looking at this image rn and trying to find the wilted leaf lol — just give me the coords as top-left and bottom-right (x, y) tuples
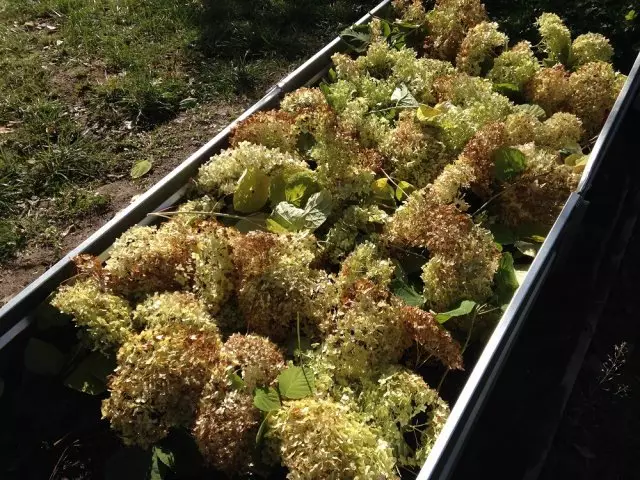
(395, 180), (416, 201)
(372, 178), (395, 206)
(64, 351), (115, 395)
(233, 168), (271, 213)
(564, 153), (586, 166)
(514, 104), (546, 119)
(277, 366), (314, 400)
(494, 252), (519, 305)
(24, 338), (65, 376)
(253, 387), (281, 411)
(391, 277), (425, 307)
(573, 155), (588, 174)
(130, 160), (152, 179)
(391, 84), (419, 108)
(493, 147), (527, 182)
(435, 300), (477, 324)
(285, 172), (320, 208)
(514, 240), (539, 258)
(267, 190), (332, 233)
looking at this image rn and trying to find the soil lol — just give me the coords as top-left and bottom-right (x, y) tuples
(0, 100), (244, 305)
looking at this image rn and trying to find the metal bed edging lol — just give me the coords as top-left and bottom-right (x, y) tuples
(0, 0), (392, 337)
(416, 193), (587, 480)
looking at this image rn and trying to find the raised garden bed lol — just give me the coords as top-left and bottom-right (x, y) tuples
(0, 1), (637, 479)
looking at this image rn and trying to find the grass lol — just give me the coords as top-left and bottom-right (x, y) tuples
(0, 0), (376, 262)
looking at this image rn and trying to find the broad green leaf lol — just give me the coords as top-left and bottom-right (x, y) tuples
(493, 83), (521, 98)
(267, 190), (333, 233)
(391, 277), (425, 307)
(277, 366), (314, 400)
(234, 213), (268, 233)
(381, 19), (392, 38)
(515, 240), (539, 258)
(64, 351), (115, 395)
(514, 266), (529, 285)
(372, 178), (395, 206)
(228, 371), (247, 391)
(130, 160), (152, 179)
(253, 387), (282, 411)
(416, 104), (441, 122)
(391, 84), (419, 108)
(494, 252), (519, 305)
(269, 174), (287, 205)
(285, 172), (320, 208)
(233, 168), (271, 214)
(24, 338), (65, 376)
(395, 180), (416, 201)
(514, 104), (546, 120)
(435, 300), (477, 324)
(150, 446), (175, 480)
(490, 224), (516, 245)
(564, 153), (586, 166)
(340, 25), (372, 53)
(493, 147), (527, 182)
(626, 9), (637, 21)
(328, 68), (337, 82)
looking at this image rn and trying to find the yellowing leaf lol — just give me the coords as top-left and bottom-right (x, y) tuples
(233, 168), (271, 214)
(130, 160), (152, 179)
(395, 180), (416, 201)
(416, 104), (441, 122)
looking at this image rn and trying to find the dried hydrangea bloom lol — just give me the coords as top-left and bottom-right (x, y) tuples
(567, 61), (619, 137)
(434, 73), (494, 106)
(355, 39), (396, 79)
(51, 278), (132, 353)
(504, 111), (541, 146)
(355, 75), (398, 110)
(359, 366), (450, 467)
(173, 195), (222, 226)
(323, 204), (388, 263)
(331, 52), (364, 83)
(222, 334), (285, 390)
(192, 229), (235, 314)
(570, 33), (614, 68)
(431, 160), (475, 204)
(525, 65), (570, 116)
(401, 307), (463, 370)
(102, 323), (223, 448)
(487, 41), (540, 89)
(456, 22), (508, 76)
(104, 221), (199, 297)
(193, 389), (261, 474)
(132, 291), (218, 332)
(393, 0), (428, 24)
(535, 112), (584, 149)
(338, 242), (395, 296)
(322, 290), (412, 381)
(391, 56), (455, 104)
(425, 0), (488, 60)
(266, 397), (397, 480)
(230, 110), (299, 153)
(380, 110), (449, 187)
(339, 99), (392, 148)
(420, 224), (500, 311)
(197, 141), (308, 196)
(231, 232), (337, 342)
(537, 13), (571, 65)
(457, 121), (507, 195)
(495, 144), (580, 227)
(280, 87), (330, 114)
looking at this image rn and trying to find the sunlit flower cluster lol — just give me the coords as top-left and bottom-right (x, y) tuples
(456, 22), (508, 76)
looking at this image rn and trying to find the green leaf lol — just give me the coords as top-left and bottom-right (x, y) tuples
(389, 273), (424, 307)
(328, 68), (337, 82)
(573, 155), (588, 174)
(395, 180), (416, 201)
(435, 300), (477, 324)
(24, 338), (65, 376)
(514, 104), (546, 120)
(277, 366), (314, 400)
(493, 82), (521, 98)
(267, 190), (333, 233)
(234, 213), (268, 233)
(416, 104), (442, 122)
(233, 168), (271, 214)
(490, 224), (516, 245)
(130, 160), (152, 179)
(150, 445), (175, 480)
(269, 173), (287, 205)
(228, 371), (247, 391)
(494, 252), (519, 305)
(514, 240), (539, 258)
(625, 10), (637, 22)
(391, 84), (419, 108)
(340, 24), (372, 53)
(285, 172), (320, 208)
(64, 351), (115, 395)
(254, 387), (282, 411)
(372, 178), (395, 206)
(564, 153), (586, 167)
(493, 147), (527, 182)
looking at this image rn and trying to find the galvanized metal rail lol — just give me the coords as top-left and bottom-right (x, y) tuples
(0, 1), (638, 478)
